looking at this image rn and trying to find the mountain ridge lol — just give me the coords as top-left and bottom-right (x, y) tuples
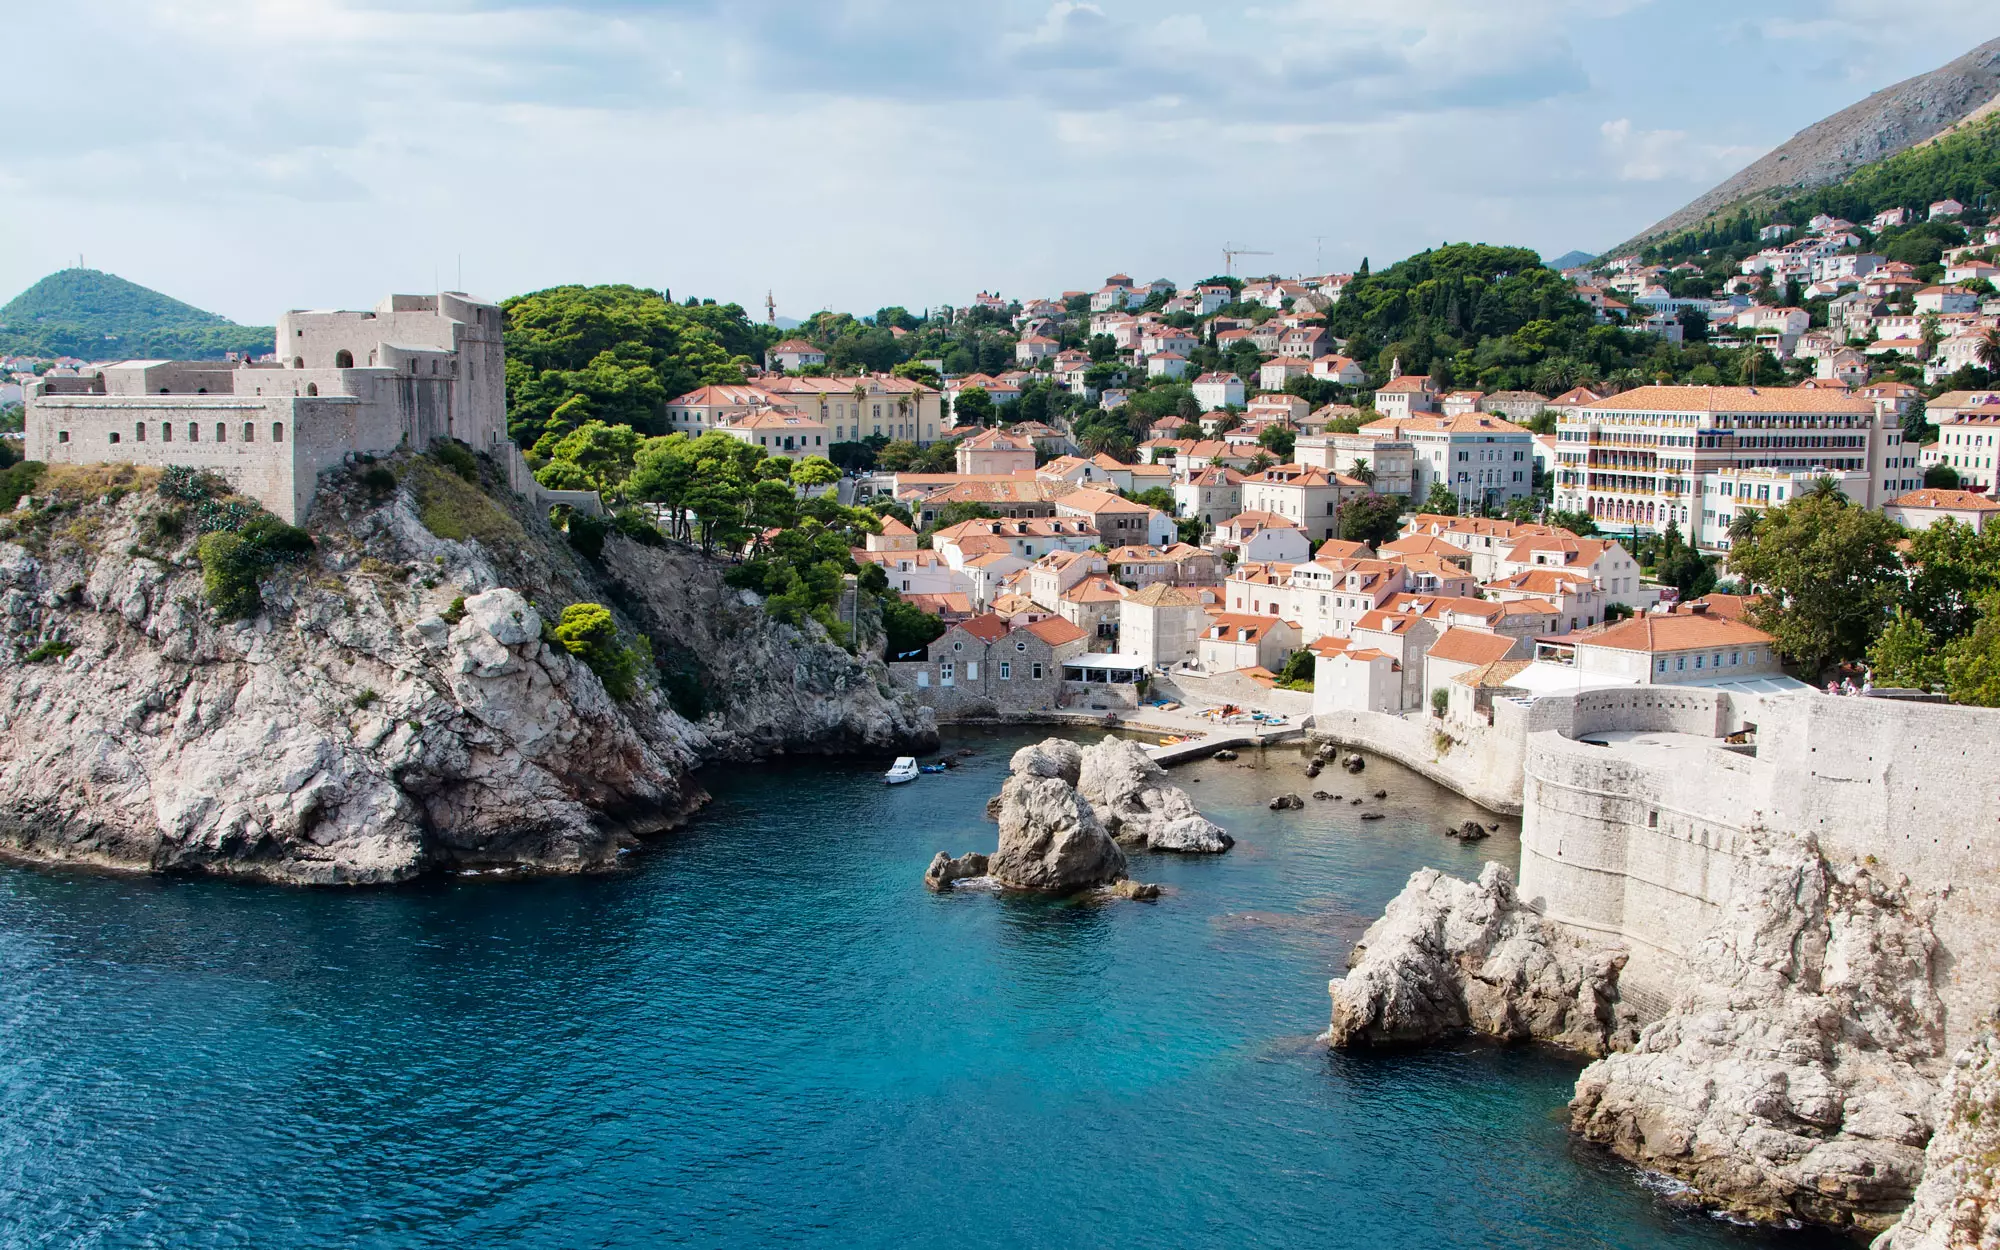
(1610, 35), (2000, 256)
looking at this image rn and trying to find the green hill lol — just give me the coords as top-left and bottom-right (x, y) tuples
(1634, 113), (2000, 271)
(0, 269), (273, 360)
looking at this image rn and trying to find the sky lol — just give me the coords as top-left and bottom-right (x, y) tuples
(4, 0), (1997, 325)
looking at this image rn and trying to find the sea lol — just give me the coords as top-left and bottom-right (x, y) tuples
(0, 728), (1842, 1248)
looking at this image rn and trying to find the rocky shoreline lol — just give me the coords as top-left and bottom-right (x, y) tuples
(0, 457), (932, 885)
(1327, 830), (1964, 1239)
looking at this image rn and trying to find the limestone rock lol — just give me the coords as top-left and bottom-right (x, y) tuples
(1874, 1025), (2000, 1250)
(1010, 738), (1083, 784)
(1270, 794), (1304, 811)
(1569, 837), (1944, 1235)
(988, 773), (1126, 893)
(1327, 863), (1635, 1055)
(1343, 753), (1366, 773)
(1108, 879), (1162, 901)
(1076, 736), (1231, 853)
(0, 467), (932, 885)
(924, 851), (989, 892)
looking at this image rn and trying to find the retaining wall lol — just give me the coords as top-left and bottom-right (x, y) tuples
(1309, 709), (1527, 815)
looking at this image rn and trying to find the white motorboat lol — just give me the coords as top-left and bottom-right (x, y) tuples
(884, 757), (920, 785)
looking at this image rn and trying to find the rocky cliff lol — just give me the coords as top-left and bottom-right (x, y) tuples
(1326, 863), (1635, 1056)
(1877, 1025), (2000, 1249)
(0, 457), (932, 884)
(1614, 36), (2000, 252)
(1570, 836), (1945, 1235)
(1330, 835), (1956, 1235)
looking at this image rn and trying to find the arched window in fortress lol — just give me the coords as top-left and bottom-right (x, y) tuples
(242, 423), (255, 442)
(335, 350), (354, 369)
(108, 431), (120, 444)
(187, 423), (198, 442)
(293, 357), (304, 369)
(306, 384), (319, 397)
(272, 423), (284, 442)
(215, 423), (227, 443)
(162, 424), (172, 443)
(134, 422), (145, 442)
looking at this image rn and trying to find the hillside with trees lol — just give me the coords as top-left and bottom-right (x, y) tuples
(1319, 243), (1798, 394)
(1637, 114), (2000, 275)
(501, 285), (778, 456)
(0, 269), (272, 360)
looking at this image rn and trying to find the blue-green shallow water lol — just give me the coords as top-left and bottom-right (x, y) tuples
(0, 728), (1843, 1249)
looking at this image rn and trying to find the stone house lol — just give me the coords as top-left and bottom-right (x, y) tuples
(890, 614), (1090, 717)
(1059, 574), (1130, 644)
(955, 427), (1037, 475)
(1196, 613), (1300, 674)
(1120, 582), (1206, 670)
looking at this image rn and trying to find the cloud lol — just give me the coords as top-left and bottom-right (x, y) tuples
(3, 0), (1984, 326)
(1600, 118), (1764, 183)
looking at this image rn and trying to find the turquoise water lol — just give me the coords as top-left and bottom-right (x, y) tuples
(0, 729), (1834, 1248)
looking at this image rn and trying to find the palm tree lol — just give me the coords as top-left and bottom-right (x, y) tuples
(1728, 507), (1760, 546)
(1348, 459), (1376, 486)
(1977, 328), (2000, 376)
(1805, 475), (1845, 502)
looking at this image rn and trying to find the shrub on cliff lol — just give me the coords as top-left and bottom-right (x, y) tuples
(195, 517), (315, 621)
(0, 460), (43, 511)
(551, 602), (647, 701)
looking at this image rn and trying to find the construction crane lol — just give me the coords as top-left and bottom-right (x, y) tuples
(1222, 244), (1272, 278)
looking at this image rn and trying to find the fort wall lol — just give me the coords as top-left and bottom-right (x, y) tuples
(1515, 691), (2000, 1049)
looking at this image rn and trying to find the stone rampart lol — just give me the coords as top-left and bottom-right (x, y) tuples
(1516, 691), (2000, 1048)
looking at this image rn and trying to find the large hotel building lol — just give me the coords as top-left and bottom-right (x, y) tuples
(1550, 385), (1923, 551)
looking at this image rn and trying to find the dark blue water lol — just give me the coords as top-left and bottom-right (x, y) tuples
(0, 729), (1834, 1248)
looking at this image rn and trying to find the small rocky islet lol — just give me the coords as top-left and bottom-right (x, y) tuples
(925, 735), (1231, 898)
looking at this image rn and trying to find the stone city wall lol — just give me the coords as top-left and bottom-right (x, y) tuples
(26, 395), (308, 521)
(1515, 691), (2000, 1048)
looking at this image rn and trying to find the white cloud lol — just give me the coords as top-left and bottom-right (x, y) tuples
(1600, 118), (1764, 183)
(1, 0), (1988, 324)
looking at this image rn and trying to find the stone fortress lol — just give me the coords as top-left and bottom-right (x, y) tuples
(1323, 684), (2000, 1050)
(22, 292), (594, 522)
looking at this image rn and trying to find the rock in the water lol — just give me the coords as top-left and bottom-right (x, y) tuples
(1269, 794), (1304, 811)
(1213, 749), (1238, 761)
(1312, 790), (1332, 801)
(1108, 879), (1162, 901)
(924, 851), (989, 892)
(1010, 738), (1083, 784)
(988, 772), (1126, 893)
(1874, 1025), (2000, 1249)
(1077, 736), (1231, 853)
(1450, 820), (1490, 841)
(1327, 863), (1634, 1055)
(1343, 753), (1366, 773)
(1360, 812), (1385, 821)
(1372, 789), (1387, 799)
(1305, 759), (1323, 778)
(1569, 837), (1943, 1234)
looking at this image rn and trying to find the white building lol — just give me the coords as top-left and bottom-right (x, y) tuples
(1358, 412), (1534, 507)
(1192, 372), (1246, 412)
(1551, 385), (1892, 537)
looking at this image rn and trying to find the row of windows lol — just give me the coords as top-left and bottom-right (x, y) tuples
(67, 421), (284, 446)
(918, 660), (1045, 687)
(1658, 649), (1753, 673)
